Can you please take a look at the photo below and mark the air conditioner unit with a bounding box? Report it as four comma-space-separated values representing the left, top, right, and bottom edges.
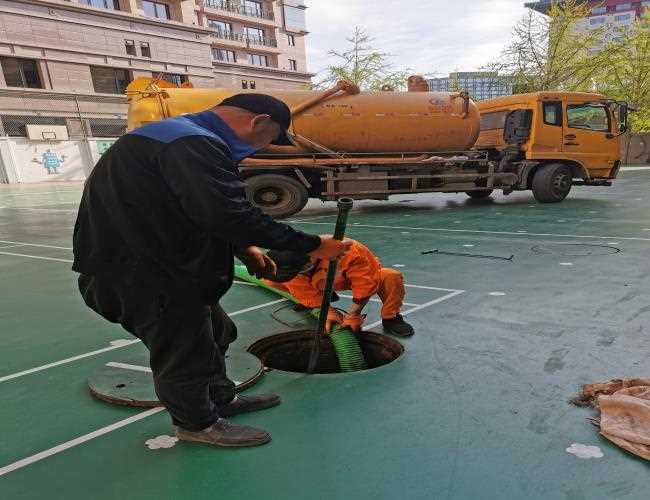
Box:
26, 124, 69, 141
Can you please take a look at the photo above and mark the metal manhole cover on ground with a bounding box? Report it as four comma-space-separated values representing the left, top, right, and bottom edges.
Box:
531, 243, 621, 256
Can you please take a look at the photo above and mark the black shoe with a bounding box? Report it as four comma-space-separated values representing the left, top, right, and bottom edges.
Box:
218, 393, 281, 417
292, 303, 309, 312
176, 418, 271, 448
382, 314, 414, 337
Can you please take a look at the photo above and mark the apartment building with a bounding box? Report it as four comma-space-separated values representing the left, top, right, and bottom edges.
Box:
427, 72, 513, 101
526, 0, 650, 45
0, 0, 311, 138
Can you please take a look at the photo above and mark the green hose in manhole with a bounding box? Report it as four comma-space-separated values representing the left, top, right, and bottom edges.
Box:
234, 265, 367, 372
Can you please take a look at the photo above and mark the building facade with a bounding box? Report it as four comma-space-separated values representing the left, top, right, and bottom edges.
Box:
427, 72, 513, 101
0, 0, 311, 139
526, 0, 650, 46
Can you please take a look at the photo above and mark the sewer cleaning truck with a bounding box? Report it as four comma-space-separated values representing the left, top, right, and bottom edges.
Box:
126, 77, 628, 218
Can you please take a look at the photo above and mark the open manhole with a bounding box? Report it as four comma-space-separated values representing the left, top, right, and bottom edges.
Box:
531, 243, 621, 256
248, 330, 404, 374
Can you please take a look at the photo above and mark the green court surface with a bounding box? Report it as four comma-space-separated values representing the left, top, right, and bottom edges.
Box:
1, 173, 649, 500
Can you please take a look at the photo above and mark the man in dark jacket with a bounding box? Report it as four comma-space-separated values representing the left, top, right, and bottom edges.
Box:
73, 94, 349, 448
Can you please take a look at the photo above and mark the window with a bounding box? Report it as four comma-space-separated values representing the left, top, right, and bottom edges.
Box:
140, 42, 151, 58
1, 57, 42, 88
591, 7, 606, 14
590, 17, 606, 25
543, 102, 562, 126
567, 104, 610, 132
85, 0, 120, 10
90, 66, 131, 94
241, 80, 248, 89
616, 3, 631, 11
288, 59, 297, 71
243, 0, 262, 17
244, 26, 265, 42
479, 111, 509, 131
208, 20, 232, 36
287, 34, 296, 46
88, 118, 127, 137
615, 14, 631, 22
142, 1, 170, 20
1, 115, 66, 137
283, 4, 306, 32
212, 48, 236, 63
125, 40, 136, 56
249, 53, 268, 67
249, 80, 256, 89
160, 73, 188, 86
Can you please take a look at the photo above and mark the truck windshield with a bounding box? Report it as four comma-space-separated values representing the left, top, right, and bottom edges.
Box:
567, 104, 610, 132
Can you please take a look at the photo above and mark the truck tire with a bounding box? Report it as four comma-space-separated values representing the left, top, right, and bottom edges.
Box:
466, 190, 493, 199
532, 163, 572, 203
245, 174, 309, 219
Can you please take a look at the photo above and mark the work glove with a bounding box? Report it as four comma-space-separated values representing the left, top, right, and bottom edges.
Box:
325, 308, 344, 333
341, 313, 366, 333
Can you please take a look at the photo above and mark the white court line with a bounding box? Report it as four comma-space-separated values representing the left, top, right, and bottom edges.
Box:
0, 251, 72, 263
0, 207, 77, 213
0, 239, 72, 250
229, 298, 287, 316
338, 293, 421, 308
0, 244, 25, 250
106, 362, 152, 373
0, 340, 141, 383
0, 299, 286, 384
290, 221, 650, 243
365, 289, 465, 330
405, 283, 460, 293
233, 280, 256, 286
0, 407, 165, 477
0, 190, 81, 197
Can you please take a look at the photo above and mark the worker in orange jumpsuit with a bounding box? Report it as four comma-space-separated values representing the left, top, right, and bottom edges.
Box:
264, 240, 414, 337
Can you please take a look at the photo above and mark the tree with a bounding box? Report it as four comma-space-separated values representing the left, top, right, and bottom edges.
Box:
316, 27, 410, 91
596, 13, 650, 132
487, 0, 615, 93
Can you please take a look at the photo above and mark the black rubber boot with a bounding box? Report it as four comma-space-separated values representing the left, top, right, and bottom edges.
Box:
218, 393, 281, 417
382, 314, 415, 337
176, 418, 271, 447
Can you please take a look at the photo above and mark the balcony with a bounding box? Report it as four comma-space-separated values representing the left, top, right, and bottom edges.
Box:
211, 31, 279, 51
204, 1, 275, 21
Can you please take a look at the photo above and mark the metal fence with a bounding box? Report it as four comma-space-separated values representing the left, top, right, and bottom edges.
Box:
0, 89, 128, 139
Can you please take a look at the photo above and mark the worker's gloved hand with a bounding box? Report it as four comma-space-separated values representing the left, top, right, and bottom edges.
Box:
341, 313, 365, 333
239, 246, 277, 279
325, 308, 344, 333
310, 235, 352, 261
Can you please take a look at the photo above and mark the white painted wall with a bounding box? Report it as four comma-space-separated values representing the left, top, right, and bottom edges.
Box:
0, 138, 118, 183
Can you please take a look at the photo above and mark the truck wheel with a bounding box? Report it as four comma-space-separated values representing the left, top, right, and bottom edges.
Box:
466, 190, 493, 199
245, 174, 309, 219
532, 163, 572, 203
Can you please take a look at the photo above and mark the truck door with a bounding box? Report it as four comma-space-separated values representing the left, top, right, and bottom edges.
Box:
562, 102, 618, 173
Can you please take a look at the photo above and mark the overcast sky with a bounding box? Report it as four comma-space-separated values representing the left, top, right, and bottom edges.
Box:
303, 0, 531, 79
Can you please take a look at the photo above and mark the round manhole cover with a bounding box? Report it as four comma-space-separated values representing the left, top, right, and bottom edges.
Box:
531, 243, 621, 256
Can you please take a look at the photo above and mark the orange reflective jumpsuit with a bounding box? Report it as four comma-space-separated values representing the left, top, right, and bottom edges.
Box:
267, 240, 405, 319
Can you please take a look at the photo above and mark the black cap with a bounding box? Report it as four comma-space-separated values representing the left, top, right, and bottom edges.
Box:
219, 93, 292, 145
265, 250, 311, 282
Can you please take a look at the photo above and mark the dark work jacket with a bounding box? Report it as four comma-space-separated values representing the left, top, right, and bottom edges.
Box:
72, 111, 320, 303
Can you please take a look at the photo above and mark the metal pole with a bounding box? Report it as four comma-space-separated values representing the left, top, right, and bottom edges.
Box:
307, 198, 354, 374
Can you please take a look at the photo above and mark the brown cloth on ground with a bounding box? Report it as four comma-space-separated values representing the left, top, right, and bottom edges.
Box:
571, 379, 650, 461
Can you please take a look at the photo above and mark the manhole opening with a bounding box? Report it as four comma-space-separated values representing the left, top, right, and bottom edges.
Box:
248, 330, 404, 374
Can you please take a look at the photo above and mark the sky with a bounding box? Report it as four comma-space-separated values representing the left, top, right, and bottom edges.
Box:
303, 0, 531, 79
